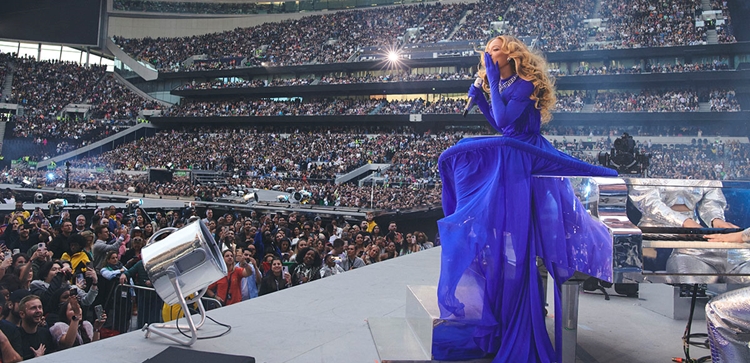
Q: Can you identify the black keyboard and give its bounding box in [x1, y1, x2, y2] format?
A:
[640, 227, 744, 241]
[639, 227, 744, 235]
[642, 234, 712, 241]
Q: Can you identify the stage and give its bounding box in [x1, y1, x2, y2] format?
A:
[30, 247, 707, 363]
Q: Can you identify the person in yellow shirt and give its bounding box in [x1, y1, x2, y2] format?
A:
[364, 212, 377, 233]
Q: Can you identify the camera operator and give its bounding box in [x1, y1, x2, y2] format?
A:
[599, 132, 650, 176]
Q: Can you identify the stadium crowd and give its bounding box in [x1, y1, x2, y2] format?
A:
[1, 53, 160, 142]
[111, 0, 736, 72]
[591, 0, 705, 48]
[0, 193, 439, 354]
[551, 59, 733, 76]
[113, 0, 265, 14]
[164, 88, 740, 117]
[175, 70, 473, 91]
[5, 123, 749, 208]
[84, 75, 163, 121]
[174, 60, 732, 92]
[591, 89, 741, 113]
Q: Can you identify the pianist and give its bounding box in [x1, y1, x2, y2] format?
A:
[629, 180, 750, 283]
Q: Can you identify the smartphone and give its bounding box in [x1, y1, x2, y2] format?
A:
[38, 242, 45, 250]
[94, 305, 104, 320]
[76, 273, 85, 285]
[282, 266, 289, 275]
[3, 251, 10, 260]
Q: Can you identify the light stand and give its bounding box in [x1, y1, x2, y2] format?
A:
[65, 161, 71, 189]
[143, 271, 208, 346]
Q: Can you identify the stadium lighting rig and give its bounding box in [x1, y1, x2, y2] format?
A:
[378, 44, 407, 71]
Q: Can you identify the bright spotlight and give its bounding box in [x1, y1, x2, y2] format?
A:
[378, 45, 406, 71]
[46, 173, 55, 181]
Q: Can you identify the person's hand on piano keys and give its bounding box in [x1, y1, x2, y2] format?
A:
[682, 219, 702, 228]
[704, 231, 743, 243]
[711, 219, 739, 229]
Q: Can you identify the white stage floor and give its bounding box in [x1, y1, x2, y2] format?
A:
[31, 247, 708, 363]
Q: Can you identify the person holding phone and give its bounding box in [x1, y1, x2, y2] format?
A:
[259, 257, 291, 296]
[205, 249, 253, 306]
[238, 247, 261, 300]
[49, 296, 105, 349]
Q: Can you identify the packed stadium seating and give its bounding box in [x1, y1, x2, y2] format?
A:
[110, 0, 737, 72]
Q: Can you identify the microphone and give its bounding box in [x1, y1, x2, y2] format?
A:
[463, 77, 483, 117]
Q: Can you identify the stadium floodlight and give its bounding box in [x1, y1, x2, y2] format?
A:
[387, 51, 400, 63]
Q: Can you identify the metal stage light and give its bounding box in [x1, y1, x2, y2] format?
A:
[125, 198, 143, 214]
[141, 220, 227, 346]
[47, 198, 68, 215]
[34, 193, 43, 203]
[243, 192, 259, 204]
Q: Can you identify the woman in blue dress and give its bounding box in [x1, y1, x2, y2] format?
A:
[434, 35, 618, 362]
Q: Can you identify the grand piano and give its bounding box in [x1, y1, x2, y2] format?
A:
[554, 176, 750, 362]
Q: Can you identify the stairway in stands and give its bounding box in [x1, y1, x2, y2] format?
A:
[701, 0, 719, 44]
[0, 61, 14, 157]
[706, 30, 719, 44]
[0, 122, 6, 145]
[446, 9, 472, 40]
[1, 61, 14, 102]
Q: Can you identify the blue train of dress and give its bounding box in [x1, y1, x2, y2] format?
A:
[434, 135, 618, 362]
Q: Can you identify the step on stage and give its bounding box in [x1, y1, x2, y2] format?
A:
[32, 248, 702, 363]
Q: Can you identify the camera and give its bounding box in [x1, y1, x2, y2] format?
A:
[598, 133, 650, 176]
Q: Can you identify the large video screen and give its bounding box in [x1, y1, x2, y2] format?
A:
[0, 0, 104, 46]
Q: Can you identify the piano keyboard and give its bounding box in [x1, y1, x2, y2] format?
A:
[642, 241, 749, 249]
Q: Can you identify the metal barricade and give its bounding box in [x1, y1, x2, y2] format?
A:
[109, 283, 222, 333]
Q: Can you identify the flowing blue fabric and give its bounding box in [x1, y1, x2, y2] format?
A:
[435, 78, 617, 362]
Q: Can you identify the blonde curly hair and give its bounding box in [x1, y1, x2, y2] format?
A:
[478, 35, 557, 123]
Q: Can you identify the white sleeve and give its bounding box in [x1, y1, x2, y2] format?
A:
[48, 322, 68, 343]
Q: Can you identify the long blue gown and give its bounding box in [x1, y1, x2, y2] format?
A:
[434, 78, 618, 362]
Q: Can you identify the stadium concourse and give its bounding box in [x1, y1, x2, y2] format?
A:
[0, 0, 748, 361]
